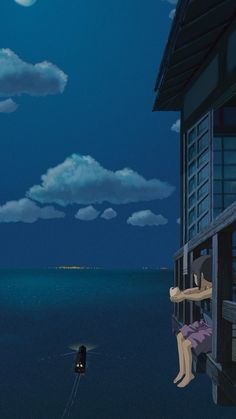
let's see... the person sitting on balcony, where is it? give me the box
[169,255,212,388]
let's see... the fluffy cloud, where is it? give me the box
[171,119,180,133]
[127,210,168,227]
[0,98,18,113]
[75,205,100,221]
[169,9,176,19]
[0,198,65,223]
[15,0,37,6]
[0,49,67,97]
[101,208,117,220]
[27,154,175,206]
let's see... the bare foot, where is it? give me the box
[177,373,195,388]
[173,372,185,384]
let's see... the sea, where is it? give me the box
[1,269,236,419]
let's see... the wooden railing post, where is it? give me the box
[212,232,232,363]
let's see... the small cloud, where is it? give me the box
[177,217,180,224]
[27,154,175,206]
[0,49,67,97]
[0,98,18,113]
[75,205,100,221]
[127,210,168,227]
[169,9,176,19]
[0,198,65,223]
[171,119,180,133]
[14,0,37,6]
[101,208,117,220]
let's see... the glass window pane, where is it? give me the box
[189,225,196,240]
[214,151,222,165]
[198,181,208,199]
[214,194,223,208]
[189,208,196,225]
[198,149,208,167]
[198,164,208,184]
[224,137,236,149]
[188,161,196,177]
[198,116,208,135]
[224,166,236,179]
[189,193,196,208]
[198,132,208,153]
[198,213,209,232]
[224,151,236,164]
[214,208,222,218]
[224,181,236,193]
[188,128,196,145]
[214,165,222,180]
[198,196,209,216]
[214,180,222,193]
[214,137,222,151]
[189,176,196,194]
[188,144,196,160]
[197,182,209,199]
[224,195,236,208]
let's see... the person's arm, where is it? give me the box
[171,287,212,303]
[184,287,212,301]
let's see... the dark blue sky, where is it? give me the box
[0,0,180,268]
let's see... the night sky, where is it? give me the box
[0,0,180,268]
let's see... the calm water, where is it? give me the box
[1,269,236,419]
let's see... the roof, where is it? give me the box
[153,0,236,111]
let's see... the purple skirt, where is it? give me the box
[179,320,212,356]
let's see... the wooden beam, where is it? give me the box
[174,200,236,260]
[212,232,232,363]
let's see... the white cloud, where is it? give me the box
[0,198,65,223]
[169,9,176,19]
[177,217,180,224]
[75,205,100,221]
[0,98,18,113]
[0,49,67,97]
[127,210,168,227]
[171,119,180,133]
[101,208,117,220]
[27,154,175,206]
[15,0,37,6]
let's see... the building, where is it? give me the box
[154,0,236,405]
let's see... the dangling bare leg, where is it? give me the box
[177,339,195,388]
[173,332,186,383]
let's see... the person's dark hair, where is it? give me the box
[191,255,212,289]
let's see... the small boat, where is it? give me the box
[74,345,86,374]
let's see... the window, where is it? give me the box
[198,182,208,200]
[224,151,236,164]
[188,128,196,145]
[185,113,211,241]
[189,144,196,160]
[189,193,196,208]
[189,177,196,194]
[198,132,208,153]
[224,181,236,193]
[189,161,196,177]
[189,208,196,225]
[198,213,209,232]
[198,196,209,217]
[213,94,236,216]
[198,149,208,167]
[198,164,208,184]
